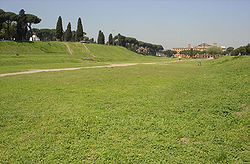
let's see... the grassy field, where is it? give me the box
[0,53,249,163]
[0,41,171,74]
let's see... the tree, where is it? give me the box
[0,9,5,30]
[207,46,223,57]
[117,34,125,46]
[225,47,234,55]
[33,28,56,41]
[64,22,72,42]
[26,14,41,37]
[231,46,247,56]
[97,30,105,44]
[4,12,17,40]
[108,33,113,45]
[160,50,177,57]
[245,44,250,55]
[55,16,63,41]
[16,9,27,41]
[75,17,84,41]
[97,30,101,44]
[90,38,95,43]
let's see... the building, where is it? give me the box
[173,43,226,58]
[29,35,40,41]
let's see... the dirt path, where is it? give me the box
[0,59,206,78]
[0,62,158,77]
[63,42,73,55]
[82,43,96,58]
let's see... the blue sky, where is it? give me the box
[1,0,250,49]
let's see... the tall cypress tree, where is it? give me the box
[55,16,63,41]
[108,34,113,45]
[64,22,72,42]
[75,17,84,41]
[16,9,27,41]
[97,30,102,44]
[101,32,105,44]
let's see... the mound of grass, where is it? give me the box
[0,56,249,162]
[0,41,172,73]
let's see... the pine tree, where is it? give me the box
[75,17,84,41]
[64,22,72,42]
[55,16,63,41]
[108,34,113,45]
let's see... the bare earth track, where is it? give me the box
[63,42,73,55]
[0,59,205,77]
[0,63,156,77]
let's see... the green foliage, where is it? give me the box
[113,34,163,56]
[64,22,72,42]
[108,33,113,45]
[160,50,177,57]
[55,16,63,41]
[75,17,84,42]
[16,9,28,41]
[246,44,250,54]
[231,44,250,56]
[0,9,5,29]
[225,47,234,55]
[0,9,41,41]
[33,28,56,41]
[26,14,41,37]
[231,46,247,56]
[207,46,223,56]
[97,30,105,44]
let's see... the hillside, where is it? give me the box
[0,41,169,73]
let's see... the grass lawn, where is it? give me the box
[0,41,173,74]
[0,56,249,163]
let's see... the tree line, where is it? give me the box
[0,9,165,56]
[178,44,250,58]
[0,9,41,41]
[97,32,164,56]
[54,16,94,43]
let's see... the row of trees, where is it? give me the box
[97,32,163,56]
[159,50,177,57]
[0,9,41,41]
[231,44,250,56]
[1,9,164,56]
[55,16,92,42]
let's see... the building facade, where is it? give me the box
[173,43,226,58]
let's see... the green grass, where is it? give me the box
[0,56,249,163]
[0,41,172,73]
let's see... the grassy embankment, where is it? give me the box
[0,41,171,74]
[0,54,249,162]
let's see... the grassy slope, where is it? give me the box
[0,41,171,73]
[86,44,167,63]
[0,56,249,163]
